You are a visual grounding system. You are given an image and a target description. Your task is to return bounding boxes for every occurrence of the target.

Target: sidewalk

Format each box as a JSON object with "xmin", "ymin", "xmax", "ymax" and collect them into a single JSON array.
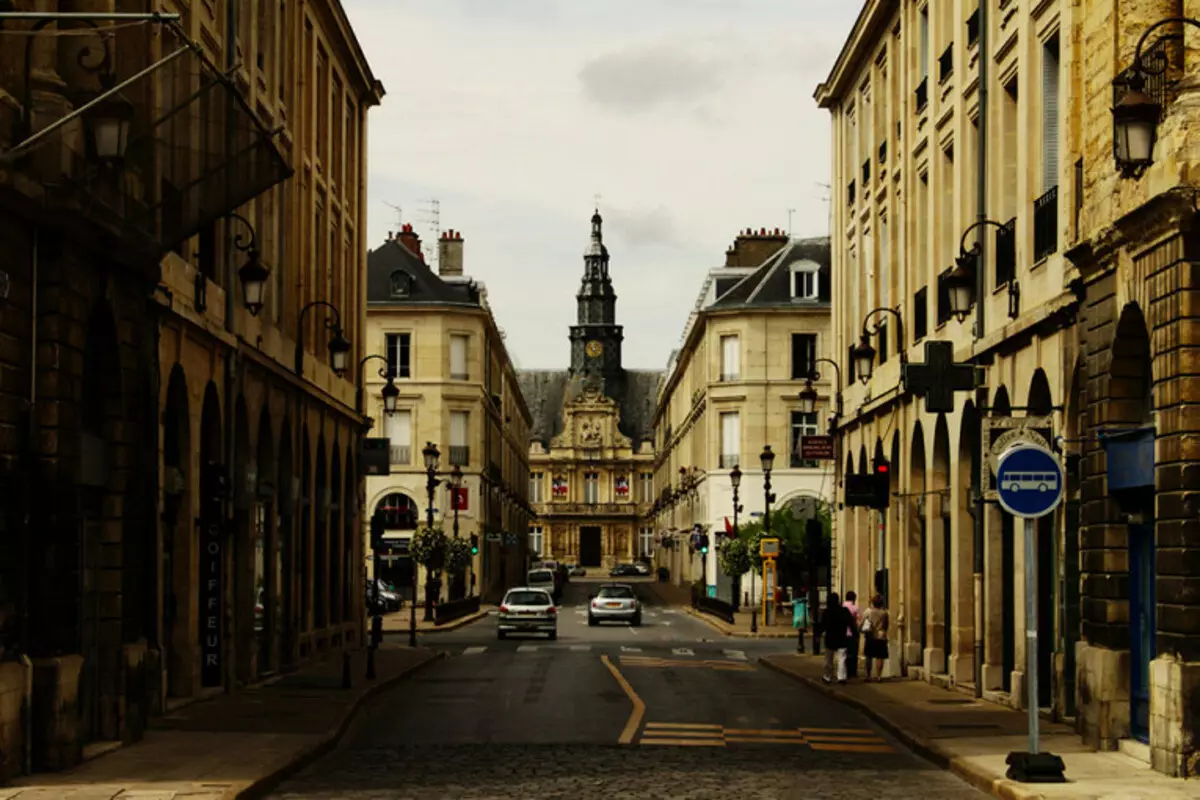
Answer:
[
  {"xmin": 379, "ymin": 604, "xmax": 495, "ymax": 633},
  {"xmin": 762, "ymin": 653, "xmax": 1200, "ymax": 800},
  {"xmin": 684, "ymin": 606, "xmax": 800, "ymax": 639},
  {"xmin": 4, "ymin": 644, "xmax": 440, "ymax": 800}
]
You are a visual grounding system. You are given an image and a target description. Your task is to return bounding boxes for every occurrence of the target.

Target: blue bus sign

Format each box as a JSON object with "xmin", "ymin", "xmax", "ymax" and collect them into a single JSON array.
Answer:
[{"xmin": 995, "ymin": 444, "xmax": 1064, "ymax": 519}]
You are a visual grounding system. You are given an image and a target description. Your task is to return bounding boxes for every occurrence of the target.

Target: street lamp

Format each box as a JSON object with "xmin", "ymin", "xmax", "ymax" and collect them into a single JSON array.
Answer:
[
  {"xmin": 217, "ymin": 212, "xmax": 270, "ymax": 317},
  {"xmin": 85, "ymin": 89, "xmax": 134, "ymax": 164},
  {"xmin": 945, "ymin": 262, "xmax": 975, "ymax": 323},
  {"xmin": 730, "ymin": 464, "xmax": 743, "ymax": 612},
  {"xmin": 356, "ymin": 354, "xmax": 399, "ymax": 415},
  {"xmin": 808, "ymin": 358, "xmax": 844, "ymax": 422},
  {"xmin": 854, "ymin": 307, "xmax": 906, "ymax": 384},
  {"xmin": 420, "ymin": 442, "xmax": 442, "ymax": 624},
  {"xmin": 757, "ymin": 445, "xmax": 776, "ymax": 634},
  {"xmin": 798, "ymin": 380, "xmax": 818, "ymax": 415},
  {"xmin": 295, "ymin": 301, "xmax": 352, "ymax": 377},
  {"xmin": 1111, "ymin": 16, "xmax": 1200, "ymax": 176}
]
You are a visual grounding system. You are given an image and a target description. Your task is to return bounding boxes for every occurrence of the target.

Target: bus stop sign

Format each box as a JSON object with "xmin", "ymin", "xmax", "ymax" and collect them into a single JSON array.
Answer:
[{"xmin": 995, "ymin": 444, "xmax": 1064, "ymax": 520}]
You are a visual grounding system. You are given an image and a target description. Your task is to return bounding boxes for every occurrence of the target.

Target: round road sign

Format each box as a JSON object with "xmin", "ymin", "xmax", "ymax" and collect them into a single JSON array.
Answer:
[{"xmin": 995, "ymin": 444, "xmax": 1064, "ymax": 519}]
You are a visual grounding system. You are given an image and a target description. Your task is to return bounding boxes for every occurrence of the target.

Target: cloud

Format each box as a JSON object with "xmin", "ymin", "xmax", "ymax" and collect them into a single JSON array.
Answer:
[
  {"xmin": 578, "ymin": 42, "xmax": 727, "ymax": 114},
  {"xmin": 602, "ymin": 205, "xmax": 683, "ymax": 249}
]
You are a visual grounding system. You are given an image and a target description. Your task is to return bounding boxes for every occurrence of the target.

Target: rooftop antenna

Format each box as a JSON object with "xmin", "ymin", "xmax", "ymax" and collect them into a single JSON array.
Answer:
[
  {"xmin": 815, "ymin": 183, "xmax": 832, "ymax": 236},
  {"xmin": 787, "ymin": 208, "xmax": 796, "ymax": 237},
  {"xmin": 419, "ymin": 198, "xmax": 441, "ymax": 267},
  {"xmin": 384, "ymin": 202, "xmax": 403, "ymax": 230}
]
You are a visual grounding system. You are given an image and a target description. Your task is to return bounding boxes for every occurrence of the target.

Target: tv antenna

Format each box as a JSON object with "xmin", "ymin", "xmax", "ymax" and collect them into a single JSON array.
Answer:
[
  {"xmin": 384, "ymin": 202, "xmax": 403, "ymax": 230},
  {"xmin": 786, "ymin": 208, "xmax": 796, "ymax": 236},
  {"xmin": 419, "ymin": 198, "xmax": 441, "ymax": 267}
]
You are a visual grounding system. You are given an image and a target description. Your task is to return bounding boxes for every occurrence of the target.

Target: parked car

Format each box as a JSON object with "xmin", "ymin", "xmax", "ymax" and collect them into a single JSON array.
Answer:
[
  {"xmin": 610, "ymin": 563, "xmax": 640, "ymax": 577},
  {"xmin": 588, "ymin": 583, "xmax": 642, "ymax": 627},
  {"xmin": 497, "ymin": 587, "xmax": 558, "ymax": 640},
  {"xmin": 527, "ymin": 567, "xmax": 561, "ymax": 602},
  {"xmin": 366, "ymin": 578, "xmax": 402, "ymax": 614},
  {"xmin": 632, "ymin": 562, "xmax": 652, "ymax": 576},
  {"xmin": 567, "ymin": 564, "xmax": 587, "ymax": 577}
]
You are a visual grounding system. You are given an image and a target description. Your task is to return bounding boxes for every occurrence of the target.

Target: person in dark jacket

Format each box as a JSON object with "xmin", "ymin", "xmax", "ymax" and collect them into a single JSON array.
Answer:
[{"xmin": 821, "ymin": 593, "xmax": 852, "ymax": 684}]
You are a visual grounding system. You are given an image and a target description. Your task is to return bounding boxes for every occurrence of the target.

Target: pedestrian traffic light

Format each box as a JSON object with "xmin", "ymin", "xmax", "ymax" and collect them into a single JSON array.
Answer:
[
  {"xmin": 870, "ymin": 456, "xmax": 891, "ymax": 510},
  {"xmin": 470, "ymin": 534, "xmax": 479, "ymax": 556},
  {"xmin": 699, "ymin": 534, "xmax": 710, "ymax": 555},
  {"xmin": 370, "ymin": 511, "xmax": 385, "ymax": 551}
]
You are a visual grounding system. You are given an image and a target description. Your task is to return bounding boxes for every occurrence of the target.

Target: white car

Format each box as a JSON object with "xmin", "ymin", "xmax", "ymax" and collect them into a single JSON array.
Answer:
[{"xmin": 497, "ymin": 587, "xmax": 558, "ymax": 640}]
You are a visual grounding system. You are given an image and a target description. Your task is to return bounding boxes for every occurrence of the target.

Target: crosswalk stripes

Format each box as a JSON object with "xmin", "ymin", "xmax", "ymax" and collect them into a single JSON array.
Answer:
[
  {"xmin": 620, "ymin": 646, "xmax": 642, "ymax": 653},
  {"xmin": 515, "ymin": 644, "xmax": 540, "ymax": 653},
  {"xmin": 461, "ymin": 646, "xmax": 486, "ymax": 656},
  {"xmin": 672, "ymin": 647, "xmax": 694, "ymax": 656},
  {"xmin": 639, "ymin": 722, "xmax": 725, "ymax": 747},
  {"xmin": 635, "ymin": 722, "xmax": 895, "ymax": 752},
  {"xmin": 722, "ymin": 649, "xmax": 747, "ymax": 661}
]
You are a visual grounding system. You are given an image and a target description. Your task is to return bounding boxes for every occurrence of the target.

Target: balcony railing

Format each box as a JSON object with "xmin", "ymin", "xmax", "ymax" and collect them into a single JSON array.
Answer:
[
  {"xmin": 995, "ymin": 216, "xmax": 1017, "ymax": 286},
  {"xmin": 915, "ymin": 77, "xmax": 929, "ymax": 112},
  {"xmin": 544, "ymin": 501, "xmax": 639, "ymax": 516},
  {"xmin": 939, "ymin": 43, "xmax": 954, "ymax": 84},
  {"xmin": 913, "ymin": 287, "xmax": 928, "ymax": 341},
  {"xmin": 719, "ymin": 454, "xmax": 738, "ymax": 469},
  {"xmin": 390, "ymin": 445, "xmax": 411, "ymax": 465},
  {"xmin": 1033, "ymin": 186, "xmax": 1058, "ymax": 262},
  {"xmin": 449, "ymin": 445, "xmax": 470, "ymax": 466},
  {"xmin": 967, "ymin": 9, "xmax": 980, "ymax": 47},
  {"xmin": 862, "ymin": 159, "xmax": 871, "ymax": 185}
]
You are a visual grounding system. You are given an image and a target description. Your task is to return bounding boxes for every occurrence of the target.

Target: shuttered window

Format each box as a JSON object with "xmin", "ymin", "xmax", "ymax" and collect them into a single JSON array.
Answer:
[
  {"xmin": 720, "ymin": 335, "xmax": 740, "ymax": 381},
  {"xmin": 450, "ymin": 412, "xmax": 468, "ymax": 447},
  {"xmin": 449, "ymin": 334, "xmax": 468, "ymax": 380},
  {"xmin": 1042, "ymin": 35, "xmax": 1060, "ymax": 192},
  {"xmin": 720, "ymin": 412, "xmax": 740, "ymax": 468}
]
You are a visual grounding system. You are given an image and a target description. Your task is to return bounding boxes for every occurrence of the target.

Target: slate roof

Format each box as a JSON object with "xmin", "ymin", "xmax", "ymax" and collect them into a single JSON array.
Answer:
[
  {"xmin": 366, "ymin": 238, "xmax": 480, "ymax": 306},
  {"xmin": 516, "ymin": 367, "xmax": 662, "ymax": 448},
  {"xmin": 711, "ymin": 236, "xmax": 832, "ymax": 308}
]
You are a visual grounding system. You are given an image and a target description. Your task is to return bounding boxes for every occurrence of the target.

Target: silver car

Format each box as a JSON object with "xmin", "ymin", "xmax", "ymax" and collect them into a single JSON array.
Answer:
[
  {"xmin": 498, "ymin": 587, "xmax": 558, "ymax": 640},
  {"xmin": 588, "ymin": 583, "xmax": 642, "ymax": 626}
]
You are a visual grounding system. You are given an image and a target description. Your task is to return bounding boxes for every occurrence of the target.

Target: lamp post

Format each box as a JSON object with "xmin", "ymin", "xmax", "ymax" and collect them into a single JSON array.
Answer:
[
  {"xmin": 730, "ymin": 464, "xmax": 743, "ymax": 612},
  {"xmin": 449, "ymin": 464, "xmax": 463, "ymax": 600},
  {"xmin": 356, "ymin": 354, "xmax": 399, "ymax": 416},
  {"xmin": 295, "ymin": 300, "xmax": 351, "ymax": 377},
  {"xmin": 421, "ymin": 442, "xmax": 442, "ymax": 625},
  {"xmin": 852, "ymin": 307, "xmax": 906, "ymax": 384},
  {"xmin": 758, "ymin": 445, "xmax": 776, "ymax": 633},
  {"xmin": 1111, "ymin": 16, "xmax": 1200, "ymax": 176}
]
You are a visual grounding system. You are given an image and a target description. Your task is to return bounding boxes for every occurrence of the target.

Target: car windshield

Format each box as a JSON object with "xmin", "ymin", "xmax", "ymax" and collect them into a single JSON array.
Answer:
[
  {"xmin": 598, "ymin": 586, "xmax": 634, "ymax": 599},
  {"xmin": 528, "ymin": 570, "xmax": 554, "ymax": 583},
  {"xmin": 505, "ymin": 590, "xmax": 551, "ymax": 606}
]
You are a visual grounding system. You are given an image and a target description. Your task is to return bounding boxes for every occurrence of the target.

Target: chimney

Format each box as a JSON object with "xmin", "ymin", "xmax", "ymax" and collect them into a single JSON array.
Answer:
[
  {"xmin": 439, "ymin": 229, "xmax": 464, "ymax": 276},
  {"xmin": 396, "ymin": 223, "xmax": 424, "ymax": 262},
  {"xmin": 724, "ymin": 226, "xmax": 789, "ymax": 267}
]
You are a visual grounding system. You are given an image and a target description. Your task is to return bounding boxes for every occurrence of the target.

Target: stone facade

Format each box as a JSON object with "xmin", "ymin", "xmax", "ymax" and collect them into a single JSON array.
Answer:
[
  {"xmin": 363, "ymin": 227, "xmax": 533, "ymax": 604},
  {"xmin": 518, "ymin": 213, "xmax": 660, "ymax": 570},
  {"xmin": 651, "ymin": 230, "xmax": 835, "ymax": 599}
]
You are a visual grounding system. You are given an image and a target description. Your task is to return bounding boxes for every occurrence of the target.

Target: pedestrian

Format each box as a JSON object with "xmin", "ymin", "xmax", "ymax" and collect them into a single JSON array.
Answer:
[
  {"xmin": 844, "ymin": 590, "xmax": 862, "ymax": 679},
  {"xmin": 821, "ymin": 593, "xmax": 852, "ymax": 684},
  {"xmin": 862, "ymin": 593, "xmax": 890, "ymax": 681}
]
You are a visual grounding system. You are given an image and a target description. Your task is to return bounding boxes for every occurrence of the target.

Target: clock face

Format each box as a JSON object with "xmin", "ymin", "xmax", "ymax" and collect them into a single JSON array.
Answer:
[{"xmin": 586, "ymin": 340, "xmax": 604, "ymax": 358}]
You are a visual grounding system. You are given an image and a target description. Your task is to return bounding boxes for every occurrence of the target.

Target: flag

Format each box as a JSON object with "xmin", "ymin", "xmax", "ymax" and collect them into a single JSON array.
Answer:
[{"xmin": 724, "ymin": 517, "xmax": 733, "ymax": 534}]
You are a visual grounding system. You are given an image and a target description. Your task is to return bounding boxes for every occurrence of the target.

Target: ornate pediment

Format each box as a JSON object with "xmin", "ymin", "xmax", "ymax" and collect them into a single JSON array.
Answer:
[{"xmin": 548, "ymin": 389, "xmax": 633, "ymax": 451}]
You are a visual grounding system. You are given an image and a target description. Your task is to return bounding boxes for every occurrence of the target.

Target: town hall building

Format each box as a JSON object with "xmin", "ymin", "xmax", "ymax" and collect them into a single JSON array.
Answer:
[{"xmin": 517, "ymin": 212, "xmax": 660, "ymax": 568}]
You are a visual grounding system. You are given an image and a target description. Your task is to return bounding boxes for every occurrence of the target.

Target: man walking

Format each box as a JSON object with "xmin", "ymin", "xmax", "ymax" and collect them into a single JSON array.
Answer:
[{"xmin": 844, "ymin": 590, "xmax": 862, "ymax": 680}]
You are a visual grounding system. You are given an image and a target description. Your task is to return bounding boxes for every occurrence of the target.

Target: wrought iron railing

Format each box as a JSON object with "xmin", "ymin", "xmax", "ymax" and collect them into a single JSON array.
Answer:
[
  {"xmin": 390, "ymin": 445, "xmax": 411, "ymax": 465},
  {"xmin": 1033, "ymin": 186, "xmax": 1058, "ymax": 262},
  {"xmin": 939, "ymin": 43, "xmax": 954, "ymax": 83},
  {"xmin": 995, "ymin": 216, "xmax": 1017, "ymax": 286},
  {"xmin": 449, "ymin": 445, "xmax": 470, "ymax": 466}
]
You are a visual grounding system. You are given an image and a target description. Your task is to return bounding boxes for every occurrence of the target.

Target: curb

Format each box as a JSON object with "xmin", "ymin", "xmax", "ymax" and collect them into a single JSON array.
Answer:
[
  {"xmin": 758, "ymin": 657, "xmax": 1033, "ymax": 800},
  {"xmin": 683, "ymin": 606, "xmax": 797, "ymax": 639},
  {"xmin": 237, "ymin": 649, "xmax": 445, "ymax": 799},
  {"xmin": 381, "ymin": 608, "xmax": 491, "ymax": 635}
]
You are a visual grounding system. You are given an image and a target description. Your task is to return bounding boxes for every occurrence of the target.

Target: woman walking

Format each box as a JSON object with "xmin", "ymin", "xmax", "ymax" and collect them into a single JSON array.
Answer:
[
  {"xmin": 862, "ymin": 594, "xmax": 890, "ymax": 681},
  {"xmin": 821, "ymin": 593, "xmax": 853, "ymax": 684}
]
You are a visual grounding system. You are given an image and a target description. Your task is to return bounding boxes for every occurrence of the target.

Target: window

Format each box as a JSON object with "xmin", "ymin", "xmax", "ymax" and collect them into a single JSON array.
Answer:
[
  {"xmin": 384, "ymin": 410, "xmax": 411, "ymax": 465},
  {"xmin": 386, "ymin": 333, "xmax": 411, "ymax": 378},
  {"xmin": 791, "ymin": 265, "xmax": 819, "ymax": 299},
  {"xmin": 879, "ymin": 216, "xmax": 890, "ymax": 309},
  {"xmin": 720, "ymin": 412, "xmax": 740, "ymax": 469},
  {"xmin": 450, "ymin": 334, "xmax": 468, "ymax": 380},
  {"xmin": 584, "ymin": 472, "xmax": 599, "ymax": 504},
  {"xmin": 913, "ymin": 287, "xmax": 929, "ymax": 341},
  {"xmin": 529, "ymin": 526, "xmax": 544, "ymax": 558},
  {"xmin": 936, "ymin": 268, "xmax": 952, "ymax": 326},
  {"xmin": 389, "ymin": 270, "xmax": 410, "ymax": 298},
  {"xmin": 638, "ymin": 472, "xmax": 654, "ymax": 503},
  {"xmin": 379, "ymin": 493, "xmax": 417, "ymax": 530},
  {"xmin": 1042, "ymin": 35, "xmax": 1060, "ymax": 193},
  {"xmin": 791, "ymin": 334, "xmax": 816, "ymax": 380},
  {"xmin": 791, "ymin": 411, "xmax": 820, "ymax": 468},
  {"xmin": 919, "ymin": 6, "xmax": 929, "ymax": 78},
  {"xmin": 639, "ymin": 527, "xmax": 655, "ymax": 557},
  {"xmin": 530, "ymin": 472, "xmax": 543, "ymax": 503},
  {"xmin": 720, "ymin": 335, "xmax": 740, "ymax": 381},
  {"xmin": 449, "ymin": 411, "xmax": 469, "ymax": 466}
]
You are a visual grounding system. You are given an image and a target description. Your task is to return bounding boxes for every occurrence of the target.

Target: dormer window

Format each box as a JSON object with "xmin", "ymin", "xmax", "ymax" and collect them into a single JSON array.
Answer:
[
  {"xmin": 790, "ymin": 261, "xmax": 820, "ymax": 300},
  {"xmin": 390, "ymin": 270, "xmax": 412, "ymax": 299}
]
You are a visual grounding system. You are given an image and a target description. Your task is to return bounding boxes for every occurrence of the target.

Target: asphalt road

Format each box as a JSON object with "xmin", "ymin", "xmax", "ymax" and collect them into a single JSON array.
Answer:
[{"xmin": 270, "ymin": 578, "xmax": 986, "ymax": 799}]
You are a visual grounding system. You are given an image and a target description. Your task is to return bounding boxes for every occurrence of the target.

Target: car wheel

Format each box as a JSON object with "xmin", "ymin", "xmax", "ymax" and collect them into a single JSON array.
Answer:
[
  {"xmin": 632, "ymin": 613, "xmax": 642, "ymax": 627},
  {"xmin": 497, "ymin": 631, "xmax": 506, "ymax": 640},
  {"xmin": 588, "ymin": 614, "xmax": 598, "ymax": 627}
]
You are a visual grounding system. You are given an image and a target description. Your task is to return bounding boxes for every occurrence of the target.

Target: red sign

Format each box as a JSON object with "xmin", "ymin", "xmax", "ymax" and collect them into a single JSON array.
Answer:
[
  {"xmin": 451, "ymin": 487, "xmax": 468, "ymax": 511},
  {"xmin": 615, "ymin": 476, "xmax": 629, "ymax": 496},
  {"xmin": 799, "ymin": 435, "xmax": 835, "ymax": 461}
]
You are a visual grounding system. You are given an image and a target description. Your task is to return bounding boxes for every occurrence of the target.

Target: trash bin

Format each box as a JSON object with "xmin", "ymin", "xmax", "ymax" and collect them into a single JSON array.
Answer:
[{"xmin": 793, "ymin": 599, "xmax": 808, "ymax": 629}]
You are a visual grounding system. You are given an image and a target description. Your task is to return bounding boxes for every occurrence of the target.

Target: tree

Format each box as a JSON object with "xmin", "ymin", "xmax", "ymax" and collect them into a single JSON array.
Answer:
[
  {"xmin": 736, "ymin": 504, "xmax": 833, "ymax": 591},
  {"xmin": 719, "ymin": 537, "xmax": 752, "ymax": 578}
]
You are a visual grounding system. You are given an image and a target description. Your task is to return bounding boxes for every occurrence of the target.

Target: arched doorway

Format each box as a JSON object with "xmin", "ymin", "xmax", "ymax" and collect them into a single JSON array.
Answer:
[
  {"xmin": 991, "ymin": 386, "xmax": 1016, "ymax": 692},
  {"xmin": 162, "ymin": 366, "xmax": 191, "ymax": 699},
  {"xmin": 277, "ymin": 418, "xmax": 295, "ymax": 668},
  {"xmin": 908, "ymin": 421, "xmax": 927, "ymax": 660},
  {"xmin": 343, "ymin": 462, "xmax": 356, "ymax": 625},
  {"xmin": 931, "ymin": 415, "xmax": 951, "ymax": 675},
  {"xmin": 375, "ymin": 493, "xmax": 418, "ymax": 593},
  {"xmin": 231, "ymin": 396, "xmax": 252, "ymax": 685},
  {"xmin": 1027, "ymin": 369, "xmax": 1055, "ymax": 708},
  {"xmin": 954, "ymin": 401, "xmax": 978, "ymax": 680},
  {"xmin": 198, "ymin": 383, "xmax": 223, "ymax": 690},
  {"xmin": 254, "ymin": 407, "xmax": 275, "ymax": 677},
  {"xmin": 1109, "ymin": 303, "xmax": 1155, "ymax": 742},
  {"xmin": 315, "ymin": 437, "xmax": 328, "ymax": 632},
  {"xmin": 330, "ymin": 444, "xmax": 343, "ymax": 628},
  {"xmin": 79, "ymin": 303, "xmax": 124, "ymax": 743}
]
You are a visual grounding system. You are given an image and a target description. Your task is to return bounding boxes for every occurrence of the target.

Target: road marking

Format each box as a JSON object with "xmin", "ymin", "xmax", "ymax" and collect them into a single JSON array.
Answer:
[
  {"xmin": 723, "ymin": 649, "xmax": 747, "ymax": 661},
  {"xmin": 620, "ymin": 646, "xmax": 642, "ymax": 653},
  {"xmin": 645, "ymin": 722, "xmax": 722, "ymax": 730},
  {"xmin": 797, "ymin": 727, "xmax": 875, "ymax": 734},
  {"xmin": 672, "ymin": 647, "xmax": 694, "ymax": 656},
  {"xmin": 601, "ymin": 654, "xmax": 644, "ymax": 746},
  {"xmin": 809, "ymin": 743, "xmax": 895, "ymax": 753},
  {"xmin": 462, "ymin": 646, "xmax": 486, "ymax": 656},
  {"xmin": 516, "ymin": 645, "xmax": 540, "ymax": 653},
  {"xmin": 617, "ymin": 657, "xmax": 754, "ymax": 672},
  {"xmin": 569, "ymin": 644, "xmax": 591, "ymax": 652},
  {"xmin": 723, "ymin": 728, "xmax": 805, "ymax": 738},
  {"xmin": 638, "ymin": 738, "xmax": 725, "ymax": 747}
]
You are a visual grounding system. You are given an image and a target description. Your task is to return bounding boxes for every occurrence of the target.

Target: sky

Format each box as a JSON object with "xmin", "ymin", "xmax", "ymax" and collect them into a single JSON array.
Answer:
[{"xmin": 341, "ymin": 0, "xmax": 861, "ymax": 370}]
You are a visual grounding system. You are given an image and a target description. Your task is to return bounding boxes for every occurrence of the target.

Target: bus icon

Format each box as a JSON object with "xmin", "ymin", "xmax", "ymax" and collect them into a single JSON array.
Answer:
[{"xmin": 1000, "ymin": 472, "xmax": 1059, "ymax": 492}]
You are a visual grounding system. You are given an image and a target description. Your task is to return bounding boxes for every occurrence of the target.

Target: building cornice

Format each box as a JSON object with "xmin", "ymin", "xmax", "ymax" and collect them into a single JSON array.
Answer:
[
  {"xmin": 814, "ymin": 0, "xmax": 898, "ymax": 108},
  {"xmin": 310, "ymin": 0, "xmax": 385, "ymax": 104}
]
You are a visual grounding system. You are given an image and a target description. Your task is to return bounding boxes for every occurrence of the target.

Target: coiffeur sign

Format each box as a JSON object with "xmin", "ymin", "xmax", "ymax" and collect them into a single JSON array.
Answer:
[{"xmin": 200, "ymin": 462, "xmax": 225, "ymax": 687}]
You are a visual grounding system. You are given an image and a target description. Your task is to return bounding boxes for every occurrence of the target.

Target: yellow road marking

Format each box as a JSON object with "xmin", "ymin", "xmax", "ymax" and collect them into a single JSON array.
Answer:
[
  {"xmin": 639, "ymin": 738, "xmax": 726, "ymax": 746},
  {"xmin": 726, "ymin": 736, "xmax": 809, "ymax": 744},
  {"xmin": 798, "ymin": 727, "xmax": 874, "ymax": 734},
  {"xmin": 723, "ymin": 728, "xmax": 806, "ymax": 738},
  {"xmin": 645, "ymin": 722, "xmax": 723, "ymax": 730},
  {"xmin": 618, "ymin": 658, "xmax": 753, "ymax": 671},
  {"xmin": 601, "ymin": 654, "xmax": 644, "ymax": 745},
  {"xmin": 804, "ymin": 734, "xmax": 887, "ymax": 742},
  {"xmin": 809, "ymin": 743, "xmax": 895, "ymax": 753}
]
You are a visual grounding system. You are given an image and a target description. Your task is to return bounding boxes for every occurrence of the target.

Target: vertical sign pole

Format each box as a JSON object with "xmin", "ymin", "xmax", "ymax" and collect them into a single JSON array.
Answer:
[{"xmin": 1024, "ymin": 516, "xmax": 1039, "ymax": 755}]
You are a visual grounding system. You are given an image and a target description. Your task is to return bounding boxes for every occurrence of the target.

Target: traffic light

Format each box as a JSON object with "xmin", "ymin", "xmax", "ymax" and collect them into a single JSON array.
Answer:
[
  {"xmin": 470, "ymin": 534, "xmax": 479, "ymax": 556},
  {"xmin": 370, "ymin": 511, "xmax": 385, "ymax": 551},
  {"xmin": 870, "ymin": 456, "xmax": 891, "ymax": 509},
  {"xmin": 699, "ymin": 534, "xmax": 710, "ymax": 555}
]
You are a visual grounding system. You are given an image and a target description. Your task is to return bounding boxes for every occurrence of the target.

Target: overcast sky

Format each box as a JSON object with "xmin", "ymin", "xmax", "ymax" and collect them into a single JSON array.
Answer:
[{"xmin": 342, "ymin": 0, "xmax": 859, "ymax": 370}]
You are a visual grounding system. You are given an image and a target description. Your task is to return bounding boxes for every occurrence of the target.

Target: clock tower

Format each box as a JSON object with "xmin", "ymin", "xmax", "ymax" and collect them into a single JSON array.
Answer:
[{"xmin": 569, "ymin": 210, "xmax": 624, "ymax": 390}]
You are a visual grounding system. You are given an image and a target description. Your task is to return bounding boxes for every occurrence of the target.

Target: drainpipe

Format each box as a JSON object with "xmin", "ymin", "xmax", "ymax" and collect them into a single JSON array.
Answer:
[
  {"xmin": 972, "ymin": 0, "xmax": 990, "ymax": 701},
  {"xmin": 20, "ymin": 229, "xmax": 38, "ymax": 774},
  {"xmin": 222, "ymin": 0, "xmax": 241, "ymax": 692}
]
